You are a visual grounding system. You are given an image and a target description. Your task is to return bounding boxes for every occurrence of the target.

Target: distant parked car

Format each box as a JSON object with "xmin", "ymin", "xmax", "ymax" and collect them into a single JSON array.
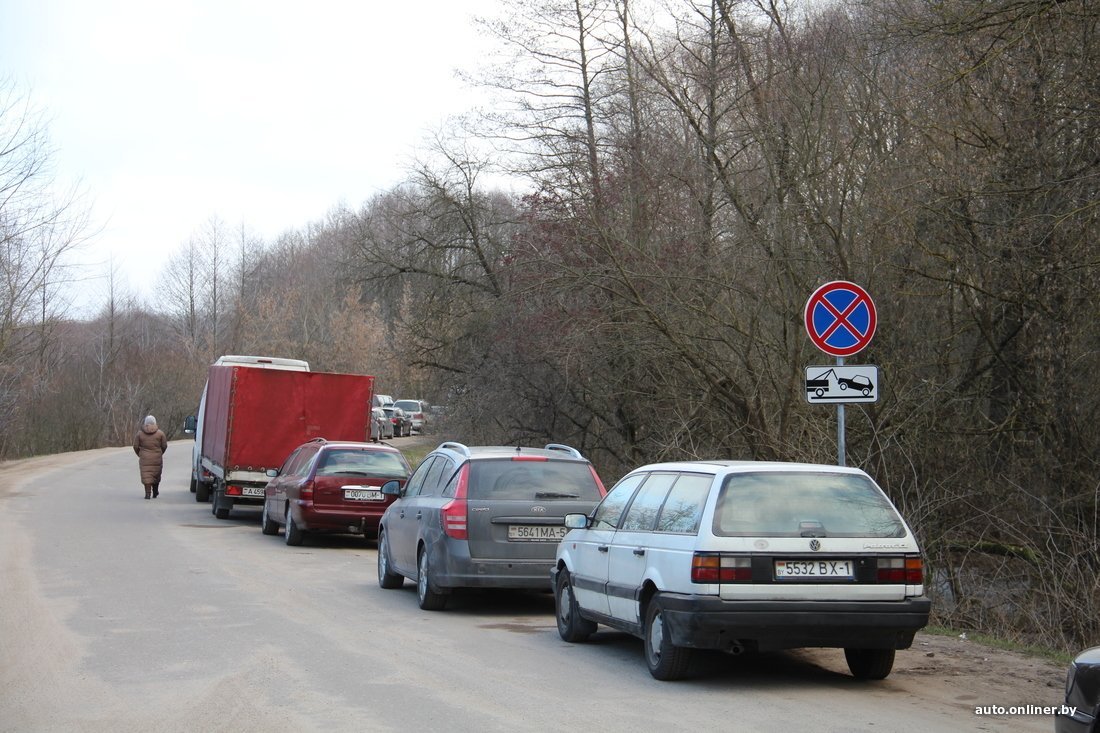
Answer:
[
  {"xmin": 553, "ymin": 459, "xmax": 929, "ymax": 680},
  {"xmin": 376, "ymin": 442, "xmax": 606, "ymax": 610},
  {"xmin": 383, "ymin": 406, "xmax": 412, "ymax": 437},
  {"xmin": 261, "ymin": 439, "xmax": 411, "ymax": 546},
  {"xmin": 372, "ymin": 407, "xmax": 394, "ymax": 441},
  {"xmin": 1056, "ymin": 646, "xmax": 1100, "ymax": 733},
  {"xmin": 393, "ymin": 399, "xmax": 429, "ymax": 433}
]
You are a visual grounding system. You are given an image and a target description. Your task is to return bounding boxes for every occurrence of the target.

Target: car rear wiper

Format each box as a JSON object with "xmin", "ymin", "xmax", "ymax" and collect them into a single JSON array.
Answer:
[{"xmin": 536, "ymin": 491, "xmax": 579, "ymax": 499}]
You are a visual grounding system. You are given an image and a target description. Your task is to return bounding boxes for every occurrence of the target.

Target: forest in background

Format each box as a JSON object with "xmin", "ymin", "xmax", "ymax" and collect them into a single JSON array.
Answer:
[{"xmin": 2, "ymin": 0, "xmax": 1098, "ymax": 651}]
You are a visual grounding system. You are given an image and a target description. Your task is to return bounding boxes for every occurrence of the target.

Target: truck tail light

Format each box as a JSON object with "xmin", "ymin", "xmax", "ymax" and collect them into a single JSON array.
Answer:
[
  {"xmin": 226, "ymin": 485, "xmax": 242, "ymax": 496},
  {"xmin": 877, "ymin": 555, "xmax": 923, "ymax": 584},
  {"xmin": 691, "ymin": 553, "xmax": 751, "ymax": 583},
  {"xmin": 441, "ymin": 466, "xmax": 469, "ymax": 539}
]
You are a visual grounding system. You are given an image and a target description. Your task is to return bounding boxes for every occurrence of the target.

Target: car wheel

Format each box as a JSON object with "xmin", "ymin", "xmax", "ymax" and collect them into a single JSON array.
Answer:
[
  {"xmin": 377, "ymin": 530, "xmax": 404, "ymax": 589},
  {"xmin": 189, "ymin": 478, "xmax": 197, "ymax": 493},
  {"xmin": 260, "ymin": 500, "xmax": 278, "ymax": 536},
  {"xmin": 844, "ymin": 648, "xmax": 895, "ymax": 680},
  {"xmin": 644, "ymin": 598, "xmax": 693, "ymax": 680},
  {"xmin": 284, "ymin": 506, "xmax": 304, "ymax": 546},
  {"xmin": 416, "ymin": 549, "xmax": 449, "ymax": 611},
  {"xmin": 839, "ymin": 382, "xmax": 848, "ymax": 390},
  {"xmin": 196, "ymin": 481, "xmax": 210, "ymax": 502},
  {"xmin": 555, "ymin": 569, "xmax": 596, "ymax": 642}
]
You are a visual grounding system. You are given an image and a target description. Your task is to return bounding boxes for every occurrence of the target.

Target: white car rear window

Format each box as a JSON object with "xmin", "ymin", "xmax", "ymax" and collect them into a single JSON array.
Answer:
[{"xmin": 713, "ymin": 472, "xmax": 905, "ymax": 538}]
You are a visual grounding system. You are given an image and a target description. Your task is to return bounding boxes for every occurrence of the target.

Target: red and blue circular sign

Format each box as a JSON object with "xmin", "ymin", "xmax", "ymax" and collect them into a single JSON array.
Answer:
[{"xmin": 804, "ymin": 281, "xmax": 877, "ymax": 357}]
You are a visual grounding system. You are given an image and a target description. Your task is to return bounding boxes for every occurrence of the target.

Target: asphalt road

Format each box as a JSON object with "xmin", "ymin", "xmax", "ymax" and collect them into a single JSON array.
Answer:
[{"xmin": 0, "ymin": 441, "xmax": 1063, "ymax": 732}]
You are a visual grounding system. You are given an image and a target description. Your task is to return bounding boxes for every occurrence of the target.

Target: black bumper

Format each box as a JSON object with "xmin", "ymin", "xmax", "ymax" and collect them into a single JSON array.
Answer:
[{"xmin": 657, "ymin": 593, "xmax": 931, "ymax": 653}]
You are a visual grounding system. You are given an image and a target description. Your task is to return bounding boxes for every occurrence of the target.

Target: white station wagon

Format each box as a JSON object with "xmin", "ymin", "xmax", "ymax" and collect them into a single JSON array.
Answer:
[{"xmin": 552, "ymin": 460, "xmax": 930, "ymax": 680}]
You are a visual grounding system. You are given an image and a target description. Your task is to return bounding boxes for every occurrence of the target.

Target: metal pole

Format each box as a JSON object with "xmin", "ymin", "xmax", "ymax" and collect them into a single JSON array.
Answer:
[{"xmin": 837, "ymin": 356, "xmax": 846, "ymax": 466}]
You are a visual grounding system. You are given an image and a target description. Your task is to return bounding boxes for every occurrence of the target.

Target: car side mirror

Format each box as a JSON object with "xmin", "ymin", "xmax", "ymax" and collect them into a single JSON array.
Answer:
[
  {"xmin": 564, "ymin": 513, "xmax": 589, "ymax": 530},
  {"xmin": 381, "ymin": 480, "xmax": 402, "ymax": 497},
  {"xmin": 265, "ymin": 468, "xmax": 279, "ymax": 478},
  {"xmin": 184, "ymin": 414, "xmax": 197, "ymax": 435}
]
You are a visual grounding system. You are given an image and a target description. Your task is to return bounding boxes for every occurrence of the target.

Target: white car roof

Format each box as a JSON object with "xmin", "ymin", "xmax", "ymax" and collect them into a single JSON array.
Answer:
[{"xmin": 627, "ymin": 460, "xmax": 869, "ymax": 477}]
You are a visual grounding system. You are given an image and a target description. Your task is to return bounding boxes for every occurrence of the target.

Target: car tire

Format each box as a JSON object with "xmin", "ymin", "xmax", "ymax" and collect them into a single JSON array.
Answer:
[
  {"xmin": 644, "ymin": 598, "xmax": 693, "ymax": 681},
  {"xmin": 377, "ymin": 530, "xmax": 404, "ymax": 589},
  {"xmin": 260, "ymin": 500, "xmax": 278, "ymax": 536},
  {"xmin": 284, "ymin": 506, "xmax": 304, "ymax": 546},
  {"xmin": 555, "ymin": 569, "xmax": 596, "ymax": 642},
  {"xmin": 190, "ymin": 478, "xmax": 197, "ymax": 493},
  {"xmin": 416, "ymin": 549, "xmax": 449, "ymax": 611},
  {"xmin": 844, "ymin": 648, "xmax": 895, "ymax": 680},
  {"xmin": 196, "ymin": 481, "xmax": 210, "ymax": 502}
]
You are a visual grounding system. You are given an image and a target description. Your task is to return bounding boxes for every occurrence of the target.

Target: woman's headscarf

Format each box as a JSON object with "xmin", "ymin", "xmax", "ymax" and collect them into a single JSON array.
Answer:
[{"xmin": 143, "ymin": 415, "xmax": 157, "ymax": 429}]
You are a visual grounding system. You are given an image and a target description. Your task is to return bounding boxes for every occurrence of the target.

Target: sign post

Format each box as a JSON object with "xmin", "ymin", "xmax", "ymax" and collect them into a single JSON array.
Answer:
[{"xmin": 804, "ymin": 281, "xmax": 878, "ymax": 466}]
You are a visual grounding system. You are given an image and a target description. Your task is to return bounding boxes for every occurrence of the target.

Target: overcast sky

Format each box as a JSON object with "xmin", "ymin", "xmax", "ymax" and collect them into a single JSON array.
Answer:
[{"xmin": 1, "ymin": 0, "xmax": 498, "ymax": 312}]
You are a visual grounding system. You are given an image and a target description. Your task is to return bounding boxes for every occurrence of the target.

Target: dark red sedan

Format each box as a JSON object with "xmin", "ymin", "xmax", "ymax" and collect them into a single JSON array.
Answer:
[{"xmin": 261, "ymin": 439, "xmax": 411, "ymax": 546}]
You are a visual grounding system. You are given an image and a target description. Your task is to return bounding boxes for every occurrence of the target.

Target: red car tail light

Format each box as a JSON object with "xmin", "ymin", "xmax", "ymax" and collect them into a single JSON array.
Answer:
[
  {"xmin": 300, "ymin": 480, "xmax": 314, "ymax": 500},
  {"xmin": 691, "ymin": 553, "xmax": 751, "ymax": 583},
  {"xmin": 877, "ymin": 555, "xmax": 922, "ymax": 584},
  {"xmin": 589, "ymin": 465, "xmax": 607, "ymax": 496},
  {"xmin": 441, "ymin": 465, "xmax": 469, "ymax": 539}
]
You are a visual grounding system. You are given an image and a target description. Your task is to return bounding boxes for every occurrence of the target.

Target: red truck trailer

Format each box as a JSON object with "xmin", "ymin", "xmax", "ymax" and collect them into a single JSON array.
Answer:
[{"xmin": 199, "ymin": 365, "xmax": 375, "ymax": 519}]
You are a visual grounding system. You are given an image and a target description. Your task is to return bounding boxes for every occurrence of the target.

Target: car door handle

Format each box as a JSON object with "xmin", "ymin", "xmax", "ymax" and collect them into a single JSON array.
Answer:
[
  {"xmin": 598, "ymin": 546, "xmax": 609, "ymax": 553},
  {"xmin": 633, "ymin": 549, "xmax": 645, "ymax": 556},
  {"xmin": 399, "ymin": 510, "xmax": 405, "ymax": 519},
  {"xmin": 416, "ymin": 511, "xmax": 422, "ymax": 520}
]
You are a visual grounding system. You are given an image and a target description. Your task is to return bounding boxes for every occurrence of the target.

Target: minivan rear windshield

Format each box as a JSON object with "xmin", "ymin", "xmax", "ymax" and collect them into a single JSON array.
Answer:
[
  {"xmin": 713, "ymin": 472, "xmax": 905, "ymax": 538},
  {"xmin": 469, "ymin": 460, "xmax": 602, "ymax": 501}
]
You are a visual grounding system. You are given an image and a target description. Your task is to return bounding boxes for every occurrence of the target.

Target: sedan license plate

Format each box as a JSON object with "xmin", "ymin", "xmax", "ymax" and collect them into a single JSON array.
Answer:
[
  {"xmin": 507, "ymin": 525, "xmax": 567, "ymax": 542},
  {"xmin": 344, "ymin": 488, "xmax": 383, "ymax": 501},
  {"xmin": 774, "ymin": 559, "xmax": 853, "ymax": 579},
  {"xmin": 241, "ymin": 486, "xmax": 264, "ymax": 497}
]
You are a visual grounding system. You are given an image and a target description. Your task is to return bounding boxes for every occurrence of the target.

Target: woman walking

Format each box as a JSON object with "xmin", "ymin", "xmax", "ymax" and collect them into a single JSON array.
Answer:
[{"xmin": 133, "ymin": 415, "xmax": 168, "ymax": 499}]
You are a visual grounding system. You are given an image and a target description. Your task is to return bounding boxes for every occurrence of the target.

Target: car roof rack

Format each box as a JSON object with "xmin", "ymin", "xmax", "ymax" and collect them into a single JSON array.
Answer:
[
  {"xmin": 545, "ymin": 443, "xmax": 583, "ymax": 459},
  {"xmin": 439, "ymin": 441, "xmax": 471, "ymax": 457},
  {"xmin": 310, "ymin": 437, "xmax": 327, "ymax": 443}
]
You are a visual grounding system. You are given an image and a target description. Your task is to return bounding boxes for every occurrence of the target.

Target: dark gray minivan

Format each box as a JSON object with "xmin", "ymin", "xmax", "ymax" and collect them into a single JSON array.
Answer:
[{"xmin": 376, "ymin": 442, "xmax": 607, "ymax": 610}]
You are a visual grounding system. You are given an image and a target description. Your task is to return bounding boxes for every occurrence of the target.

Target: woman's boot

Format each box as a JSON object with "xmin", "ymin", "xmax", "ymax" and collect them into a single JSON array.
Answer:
[
  {"xmin": 152, "ymin": 483, "xmax": 159, "ymax": 498},
  {"xmin": 144, "ymin": 486, "xmax": 151, "ymax": 500}
]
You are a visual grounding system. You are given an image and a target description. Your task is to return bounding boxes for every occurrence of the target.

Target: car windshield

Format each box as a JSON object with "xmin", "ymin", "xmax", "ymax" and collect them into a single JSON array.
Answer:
[
  {"xmin": 713, "ymin": 471, "xmax": 905, "ymax": 538},
  {"xmin": 315, "ymin": 449, "xmax": 409, "ymax": 479},
  {"xmin": 468, "ymin": 459, "xmax": 602, "ymax": 501},
  {"xmin": 394, "ymin": 401, "xmax": 420, "ymax": 411}
]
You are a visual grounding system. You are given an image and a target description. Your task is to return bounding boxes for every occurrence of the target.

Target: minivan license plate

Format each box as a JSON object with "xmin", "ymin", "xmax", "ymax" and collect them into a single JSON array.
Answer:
[
  {"xmin": 774, "ymin": 559, "xmax": 853, "ymax": 579},
  {"xmin": 508, "ymin": 525, "xmax": 568, "ymax": 541},
  {"xmin": 344, "ymin": 489, "xmax": 383, "ymax": 501}
]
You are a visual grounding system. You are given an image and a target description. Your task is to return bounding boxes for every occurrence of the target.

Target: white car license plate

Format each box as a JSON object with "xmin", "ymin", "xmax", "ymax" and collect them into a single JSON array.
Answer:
[
  {"xmin": 344, "ymin": 488, "xmax": 383, "ymax": 501},
  {"xmin": 241, "ymin": 486, "xmax": 264, "ymax": 497},
  {"xmin": 507, "ymin": 525, "xmax": 567, "ymax": 541},
  {"xmin": 774, "ymin": 559, "xmax": 853, "ymax": 579}
]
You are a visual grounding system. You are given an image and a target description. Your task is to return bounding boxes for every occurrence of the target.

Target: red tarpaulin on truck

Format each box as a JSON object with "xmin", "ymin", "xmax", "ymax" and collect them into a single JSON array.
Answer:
[{"xmin": 202, "ymin": 366, "xmax": 374, "ymax": 473}]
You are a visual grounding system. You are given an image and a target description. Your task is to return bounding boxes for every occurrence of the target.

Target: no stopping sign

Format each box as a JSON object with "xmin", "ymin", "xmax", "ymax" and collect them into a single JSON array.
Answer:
[{"xmin": 804, "ymin": 281, "xmax": 877, "ymax": 357}]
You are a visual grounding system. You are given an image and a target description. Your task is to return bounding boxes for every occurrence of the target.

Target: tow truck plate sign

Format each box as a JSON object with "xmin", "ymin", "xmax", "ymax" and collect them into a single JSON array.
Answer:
[{"xmin": 805, "ymin": 365, "xmax": 879, "ymax": 404}]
